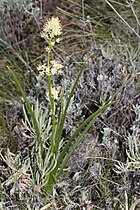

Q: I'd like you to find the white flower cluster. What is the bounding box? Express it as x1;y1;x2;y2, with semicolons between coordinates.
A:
37;60;63;77
41;17;62;45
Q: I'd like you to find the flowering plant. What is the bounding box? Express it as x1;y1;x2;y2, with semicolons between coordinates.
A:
7;17;118;195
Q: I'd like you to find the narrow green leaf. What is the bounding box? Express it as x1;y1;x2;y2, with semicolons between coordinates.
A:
56;100;118;178
7;66;43;153
55;61;87;151
107;72;140;103
53;100;118;178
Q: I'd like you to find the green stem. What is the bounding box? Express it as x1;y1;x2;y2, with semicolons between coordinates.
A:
47;39;56;154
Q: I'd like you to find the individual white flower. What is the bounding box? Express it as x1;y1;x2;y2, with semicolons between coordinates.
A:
56;38;61;43
45;46;51;53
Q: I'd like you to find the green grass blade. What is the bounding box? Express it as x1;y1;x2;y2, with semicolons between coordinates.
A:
7;67;43;153
54;89;65;152
55;62;87;151
65;62;87;114
55;100;118;177
107;72;140;103
56;100;118;178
